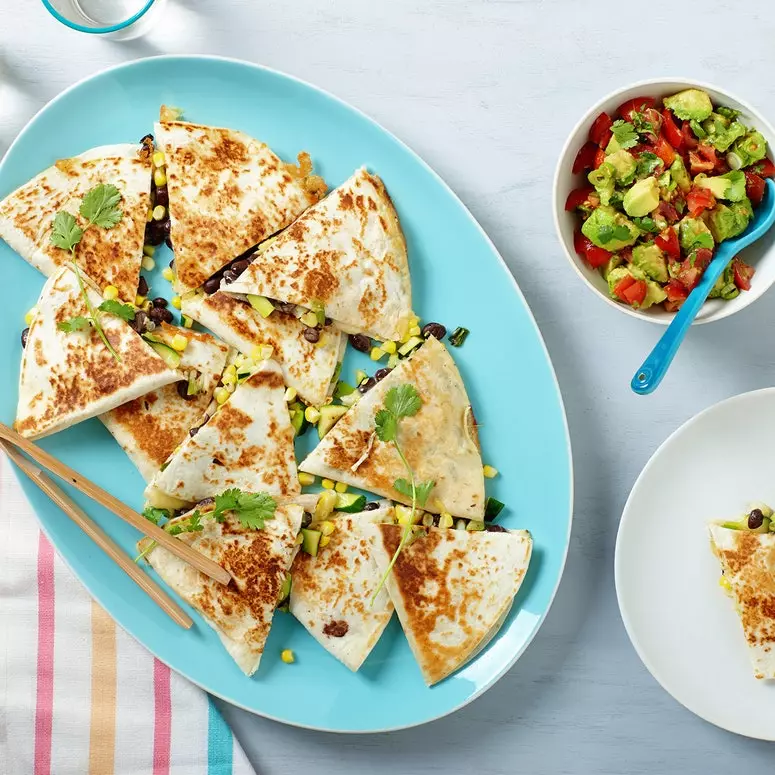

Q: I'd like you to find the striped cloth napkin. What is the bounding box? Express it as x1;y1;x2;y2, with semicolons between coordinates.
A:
0;457;257;775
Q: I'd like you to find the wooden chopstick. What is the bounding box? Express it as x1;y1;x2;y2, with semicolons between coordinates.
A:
0;423;231;586
1;440;193;629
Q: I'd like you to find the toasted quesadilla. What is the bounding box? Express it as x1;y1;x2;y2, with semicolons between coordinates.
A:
224;167;412;342
709;524;775;680
290;502;394;671
145;359;300;506
141;502;303;675
154;118;325;293
16;267;179;439
100;324;230;482
0;143;151;301
299;336;484;519
182;290;344;406
368;523;532;685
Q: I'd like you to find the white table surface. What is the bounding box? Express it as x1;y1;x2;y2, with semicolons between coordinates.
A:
3;0;775;772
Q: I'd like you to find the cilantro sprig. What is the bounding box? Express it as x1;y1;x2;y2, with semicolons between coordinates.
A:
371;384;434;604
212;488;277;530
610;120;638;150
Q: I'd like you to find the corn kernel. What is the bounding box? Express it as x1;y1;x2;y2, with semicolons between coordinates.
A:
153;168;167;187
314;490;338;520
143;244;156;257
334;481;348;494
24;306;38;325
409;314;420;328
284;387;297;403
387;353;399;369
170;295;182;310
152;150;166;168
382;340;397;354
370;347;385;361
439;513;454;529
141;256;155;271
300;310;319;328
280;649;295;664
409;325;422;337
320;520;336;536
260;344;274;360
321;478;335;490
162;267;175;282
146;208;154;223
142;300;153;313
249;344;263;362
305;406;321;424
455;519;467;530
295;532;304;545
152;205;166;221
319;535;331;548
182;315;193;329
298;472;316;487
466;520;485;532
719;575;732;591
483;465;499;479
135;295;146;307
396;505;420;526
214;387;230;405
225;381;236;393
170;333;188;352
103;285;119;301
422;513;435;527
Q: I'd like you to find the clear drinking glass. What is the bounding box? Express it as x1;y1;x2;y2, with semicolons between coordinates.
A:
41;0;166;40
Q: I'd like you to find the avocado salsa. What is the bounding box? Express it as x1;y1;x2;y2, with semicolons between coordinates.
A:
567;88;774;311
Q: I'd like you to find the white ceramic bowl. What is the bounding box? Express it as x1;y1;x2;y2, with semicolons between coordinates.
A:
553;78;775;325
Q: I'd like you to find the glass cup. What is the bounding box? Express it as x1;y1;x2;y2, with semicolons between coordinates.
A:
41;0;166;40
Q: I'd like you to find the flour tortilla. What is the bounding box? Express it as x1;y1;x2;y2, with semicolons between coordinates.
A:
289;502;394;671
0;143;151;301
145;359;300;505
100;324;230;482
182;291;344;406
154;119;324;293
299;336;485;519
142;503;303;675
16;267;179;439
225;167;412;341
709;525;775;680
368;524;533;685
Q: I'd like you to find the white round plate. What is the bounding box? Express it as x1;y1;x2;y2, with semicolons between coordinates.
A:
615;388;775;740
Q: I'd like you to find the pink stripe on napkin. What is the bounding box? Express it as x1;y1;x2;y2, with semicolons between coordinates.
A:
152;659;171;775
34;533;55;775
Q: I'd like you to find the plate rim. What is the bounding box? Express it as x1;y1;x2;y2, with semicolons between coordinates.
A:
614;386;775;742
0;53;575;733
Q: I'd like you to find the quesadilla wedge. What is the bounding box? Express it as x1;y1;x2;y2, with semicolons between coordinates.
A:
290;502;394;671
0;143;151;301
16;267;179;439
182;290;344;407
224;167;412;342
145;359;300;506
368;523;532;685
709;523;775;680
141;501;303;675
154;117;325;293
299;336;485;519
100;324;230;482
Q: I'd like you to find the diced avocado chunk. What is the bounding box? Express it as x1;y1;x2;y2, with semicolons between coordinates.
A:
631;243;668;283
606;266;634;297
669;157;692;193
582;206;639;250
587;163;616;206
641;280;667;310
719;171;747;201
623;177;660;217
708;197;753;242
277;572;292;604
679;217;715;252
708;273;727;299
247;294;275;318
335;492;367;513
694;174;729;199
663;88;713;121
317;404;348;439
605;149;637;184
701;113;747;152
605;134;623;155
601;255;624;280
145;339;182;369
695;171;746;202
290;407;308;437
731;130;768;168
300;528;322;556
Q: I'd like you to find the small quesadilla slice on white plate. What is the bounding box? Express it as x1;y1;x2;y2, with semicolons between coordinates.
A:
299;336;485;520
0;143;152;302
182;290;344;407
16;267;179;439
290;502;395;671
367;523;533;685
145;359;300;507
709;523;775;680
224;167;413;342
154;115;326;294
141;500;303;676
100;324;230;483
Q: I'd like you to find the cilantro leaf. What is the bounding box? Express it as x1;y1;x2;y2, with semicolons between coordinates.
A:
212;488;276;530
636;152;662;179
610;120;638;150
631;111;655;135
57;316;91;333
596;225;614;244
394;478;435;507
613;225;632;241
185;510;204;532
213;488;240;520
50;211;83;252
142;506;171;525
633;216;659;234
375;408;397;442
98;299;136;321
80;183;123;229
384;384;422;419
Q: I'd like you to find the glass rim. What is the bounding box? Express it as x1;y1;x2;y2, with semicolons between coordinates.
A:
40;0;157;34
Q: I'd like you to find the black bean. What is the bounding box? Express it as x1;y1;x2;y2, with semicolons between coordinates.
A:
748;509;765;530
189;425;199;437
169;258;175;269
485;524;508;533
202;276;221;295
131;310;148;334
374;368;392;381
139;133;154;144
165;236;174;250
276;301;297;315
363;502;379;511
144;221;166;246
163;219;171;238
177;381;196;401
230;259;250;276
152;297;168;308
324;317;332;326
137;276;149;297
197;496;215;509
422;322;446;340
149;306;173;325
301;512;313;528
358;377;377;394
303;327;320;343
349;333;371;352
154;186;169;208
221;270;237;284
21;327;29;348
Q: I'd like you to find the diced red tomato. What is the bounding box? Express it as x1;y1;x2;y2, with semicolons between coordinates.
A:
653;134;677;166
572;142;598;174
688;151;714;174
751;158;775;178
589;112;613;148
664;300;684;313
656;201;680;225
565;187;594;211
664;279;689;303
617;96;656;122
732;259;755;291
594;147;607;169
615;277;648;306
677;248;713;291
643;108;663;137
686;187;716;217
655;228;681;260
573;231;613;269
662;110;683;150
745;171;766;206
682;122;699;150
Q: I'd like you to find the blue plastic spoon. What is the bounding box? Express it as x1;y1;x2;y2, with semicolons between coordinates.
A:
631;178;775;395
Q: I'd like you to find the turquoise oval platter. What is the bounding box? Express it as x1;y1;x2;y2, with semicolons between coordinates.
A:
0;56;573;732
